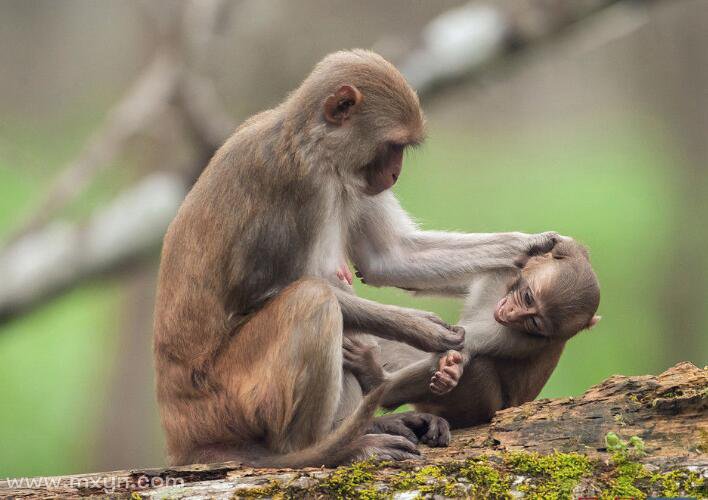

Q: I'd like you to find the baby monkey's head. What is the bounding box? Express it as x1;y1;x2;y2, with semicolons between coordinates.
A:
494;239;600;339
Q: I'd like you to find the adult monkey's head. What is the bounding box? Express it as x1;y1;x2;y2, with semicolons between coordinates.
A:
289;50;425;195
494;239;601;339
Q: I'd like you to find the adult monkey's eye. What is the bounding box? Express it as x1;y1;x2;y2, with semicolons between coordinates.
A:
524;289;534;307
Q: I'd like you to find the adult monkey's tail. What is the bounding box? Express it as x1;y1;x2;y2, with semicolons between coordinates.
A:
256;381;418;468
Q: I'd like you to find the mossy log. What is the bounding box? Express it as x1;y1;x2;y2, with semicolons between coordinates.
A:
2;362;706;499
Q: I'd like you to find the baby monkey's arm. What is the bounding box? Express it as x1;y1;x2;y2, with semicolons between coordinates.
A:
378;350;465;409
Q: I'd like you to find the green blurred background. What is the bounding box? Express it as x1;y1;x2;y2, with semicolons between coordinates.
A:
0;0;706;479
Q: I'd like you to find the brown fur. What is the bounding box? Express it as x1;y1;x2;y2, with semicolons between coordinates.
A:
154;48;562;467
154;50;455;467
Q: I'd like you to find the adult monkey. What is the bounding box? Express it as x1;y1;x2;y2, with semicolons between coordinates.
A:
154;50;559;467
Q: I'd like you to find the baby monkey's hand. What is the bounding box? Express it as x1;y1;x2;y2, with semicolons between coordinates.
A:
430;350;463;395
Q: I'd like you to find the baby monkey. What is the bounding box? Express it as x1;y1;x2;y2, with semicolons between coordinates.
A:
354;238;601;429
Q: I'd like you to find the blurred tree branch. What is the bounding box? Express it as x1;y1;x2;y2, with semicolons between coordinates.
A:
0;0;235;322
0;0;670;325
4;0;235;246
5;54;182;244
400;0;659;100
0;173;186;322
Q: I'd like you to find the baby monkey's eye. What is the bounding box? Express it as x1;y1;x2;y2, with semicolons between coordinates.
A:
529;316;541;333
523;289;534;307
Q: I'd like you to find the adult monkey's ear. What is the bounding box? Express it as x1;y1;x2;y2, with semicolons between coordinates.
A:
324;84;363;125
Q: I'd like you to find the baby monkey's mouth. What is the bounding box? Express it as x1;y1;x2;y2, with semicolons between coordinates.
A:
493;296;509;325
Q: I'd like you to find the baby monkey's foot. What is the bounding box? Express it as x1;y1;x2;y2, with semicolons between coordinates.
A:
430;350;463;395
343;336;385;394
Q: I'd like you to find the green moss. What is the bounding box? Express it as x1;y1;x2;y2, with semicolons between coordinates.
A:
318;458;513;498
226;452;705;499
314;452;703;500
504;451;592;499
413;464;462;497
318;459;380;499
235;480;283;498
387;459;511;498
598;450;705;499
650;469;706;498
388;464;462;497
600;435;651;499
601;452;650;499
458;458;513;499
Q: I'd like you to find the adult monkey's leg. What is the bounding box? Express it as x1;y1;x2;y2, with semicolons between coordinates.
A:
168;279;418;466
219;278;344;452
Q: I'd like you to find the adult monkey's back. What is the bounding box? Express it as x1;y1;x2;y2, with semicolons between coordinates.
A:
154;50;559;467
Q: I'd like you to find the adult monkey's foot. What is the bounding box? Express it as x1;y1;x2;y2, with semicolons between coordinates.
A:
371;411;451;447
349;433;422;462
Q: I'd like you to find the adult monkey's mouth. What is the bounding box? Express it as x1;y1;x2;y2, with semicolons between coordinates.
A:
364;140;405;194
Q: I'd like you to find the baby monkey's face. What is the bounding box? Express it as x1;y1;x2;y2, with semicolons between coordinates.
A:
493;247;601;338
494;253;556;336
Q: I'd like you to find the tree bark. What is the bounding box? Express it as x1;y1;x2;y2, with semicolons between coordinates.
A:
2;362;705;499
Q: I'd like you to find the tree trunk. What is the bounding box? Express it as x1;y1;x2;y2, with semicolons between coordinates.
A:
1;362;705;499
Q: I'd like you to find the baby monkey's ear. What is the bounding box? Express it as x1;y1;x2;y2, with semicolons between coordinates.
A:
585;315;602;330
514;250;553;269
